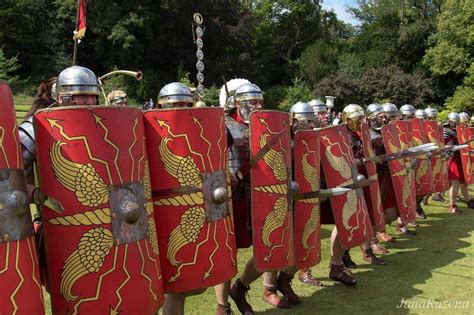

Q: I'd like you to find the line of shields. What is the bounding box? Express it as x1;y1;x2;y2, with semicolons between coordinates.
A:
2;81;472;314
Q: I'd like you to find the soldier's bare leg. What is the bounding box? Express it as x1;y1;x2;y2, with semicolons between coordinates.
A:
240;257;262;286
360;227;386;265
162;293;185;315
448;180;464;214
329;227;356;285
215;281;232;314
459;184;474;208
262;271;291;308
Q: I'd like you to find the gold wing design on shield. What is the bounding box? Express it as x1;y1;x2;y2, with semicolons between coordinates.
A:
302;153;319;191
160;137;202;188
51;141;109;207
60;227;113;301
260;133;287;181
159;137;206;265
302;205;319;250
262;197;288;247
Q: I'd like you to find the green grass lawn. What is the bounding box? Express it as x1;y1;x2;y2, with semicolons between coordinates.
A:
40;197;473;314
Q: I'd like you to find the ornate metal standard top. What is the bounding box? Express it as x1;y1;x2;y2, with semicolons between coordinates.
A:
193;13;205;99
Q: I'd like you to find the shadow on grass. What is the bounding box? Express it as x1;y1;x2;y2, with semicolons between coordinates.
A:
259;210;473;314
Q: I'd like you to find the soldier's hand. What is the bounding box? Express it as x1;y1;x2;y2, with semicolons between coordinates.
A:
410;158;418;170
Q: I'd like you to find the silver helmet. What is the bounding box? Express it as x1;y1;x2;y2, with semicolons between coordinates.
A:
425;106;438;120
219;78;250;111
56;66;99;96
289;102;315;127
366;103;384;130
158;82;193;107
235;82;264;123
366;103;382;119
308;99;327;113
382;103;400;121
234;83;263;103
447;112;460;122
414;109;427;119
400;104;416;118
459;112;470;124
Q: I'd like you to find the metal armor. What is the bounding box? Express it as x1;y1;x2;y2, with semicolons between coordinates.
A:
18;117;36;177
225;115;252;248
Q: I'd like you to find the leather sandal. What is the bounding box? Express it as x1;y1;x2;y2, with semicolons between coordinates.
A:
298;269;324;287
448;205;464;215
329;264;357;286
262;287;292;309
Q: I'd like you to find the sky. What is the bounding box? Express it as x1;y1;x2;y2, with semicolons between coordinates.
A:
321;0;361;26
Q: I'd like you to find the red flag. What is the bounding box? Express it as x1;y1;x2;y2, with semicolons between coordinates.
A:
73;0;86;40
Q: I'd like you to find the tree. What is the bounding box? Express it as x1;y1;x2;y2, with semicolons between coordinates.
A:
423;0;473;77
358;65;433;106
0;48;20;84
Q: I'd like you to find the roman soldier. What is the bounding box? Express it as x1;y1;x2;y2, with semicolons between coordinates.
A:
380;103;417;236
444;112;474;213
225;82;293;314
34;66;164;313
414;109;430;217
342;104;386;264
146;82;237;315
366;103;396;244
311;101;360;285
425;107;439;121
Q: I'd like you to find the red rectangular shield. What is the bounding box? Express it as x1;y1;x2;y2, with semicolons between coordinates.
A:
382;123;416;223
250;110;293;271
409;118;434;195
35;106;163;314
144;107;237;292
293;130;321;270
456;125;474;184
423;121;449;192
360;123;385;232
319;125;372;249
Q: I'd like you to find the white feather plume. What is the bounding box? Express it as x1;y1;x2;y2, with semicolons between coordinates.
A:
219;78;251;107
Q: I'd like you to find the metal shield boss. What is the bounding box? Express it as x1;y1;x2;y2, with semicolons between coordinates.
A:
0;82;45;315
319;125;371;249
382;122;416;223
409;118;434;195
144;107;237;292
360;123;385;232
34;106;163;314
250;110;293;271
423;121;449;192
456;125;474;184
293;130;321;270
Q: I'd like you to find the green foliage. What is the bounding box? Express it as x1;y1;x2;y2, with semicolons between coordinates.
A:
357;65;434;106
424;0;474;76
0;48;20;84
445;63;474;112
202;85;220;107
299;40;340;86
277;76;313;111
313;71;359;111
263;85;287;110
